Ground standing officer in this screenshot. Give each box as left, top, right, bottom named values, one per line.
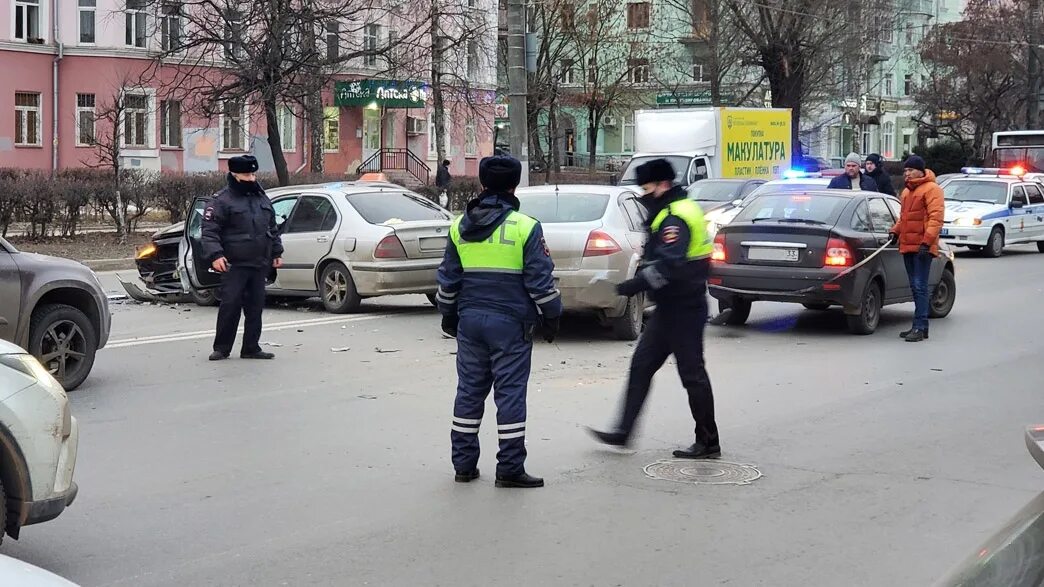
left=436, top=156, right=562, bottom=489
left=201, top=155, right=283, bottom=361
left=589, top=159, right=721, bottom=459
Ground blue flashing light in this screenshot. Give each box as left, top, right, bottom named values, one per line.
left=783, top=169, right=810, bottom=179
left=960, top=167, right=984, bottom=174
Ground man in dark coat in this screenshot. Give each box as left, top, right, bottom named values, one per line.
left=828, top=153, right=878, bottom=191
left=864, top=153, right=896, bottom=196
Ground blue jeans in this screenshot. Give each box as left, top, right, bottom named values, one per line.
left=903, top=252, right=932, bottom=331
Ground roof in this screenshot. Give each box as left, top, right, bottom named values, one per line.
left=515, top=185, right=639, bottom=196
left=942, top=175, right=1025, bottom=184
left=266, top=180, right=407, bottom=196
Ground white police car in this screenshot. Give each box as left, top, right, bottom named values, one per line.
left=940, top=167, right=1044, bottom=257
left=704, top=172, right=832, bottom=237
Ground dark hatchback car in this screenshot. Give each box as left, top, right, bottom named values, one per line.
left=709, top=190, right=957, bottom=335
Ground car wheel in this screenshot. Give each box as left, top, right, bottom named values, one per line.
left=319, top=262, right=361, bottom=314
left=929, top=269, right=956, bottom=319
left=719, top=298, right=751, bottom=326
left=846, top=280, right=882, bottom=335
left=612, top=293, right=645, bottom=341
left=426, top=293, right=438, bottom=308
left=28, top=304, right=98, bottom=391
left=190, top=287, right=219, bottom=307
left=983, top=227, right=1004, bottom=258
left=802, top=302, right=832, bottom=311
left=1037, top=241, right=1044, bottom=253
left=0, top=478, right=6, bottom=544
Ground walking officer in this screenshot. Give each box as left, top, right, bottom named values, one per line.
left=201, top=155, right=283, bottom=361
left=436, top=155, right=562, bottom=489
left=589, top=158, right=721, bottom=459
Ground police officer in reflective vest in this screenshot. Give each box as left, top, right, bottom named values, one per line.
left=201, top=155, right=283, bottom=362
left=436, top=156, right=562, bottom=488
left=589, top=158, right=721, bottom=459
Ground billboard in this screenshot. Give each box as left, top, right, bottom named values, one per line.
left=720, top=108, right=792, bottom=179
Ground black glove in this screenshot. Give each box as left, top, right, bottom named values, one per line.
left=918, top=243, right=930, bottom=256
left=615, top=278, right=644, bottom=297
left=888, top=232, right=898, bottom=244
left=441, top=315, right=458, bottom=338
left=542, top=317, right=560, bottom=343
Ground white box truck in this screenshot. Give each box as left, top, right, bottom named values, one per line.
left=620, top=107, right=793, bottom=187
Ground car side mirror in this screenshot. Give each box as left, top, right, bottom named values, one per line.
left=1011, top=200, right=1026, bottom=209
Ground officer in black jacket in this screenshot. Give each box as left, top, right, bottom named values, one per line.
left=201, top=155, right=283, bottom=361
left=589, top=159, right=721, bottom=459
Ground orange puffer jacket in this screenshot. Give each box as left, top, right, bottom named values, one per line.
left=890, top=170, right=945, bottom=256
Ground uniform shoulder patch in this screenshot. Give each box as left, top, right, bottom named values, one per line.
left=661, top=225, right=681, bottom=244
left=204, top=206, right=214, bottom=221
left=541, top=237, right=551, bottom=257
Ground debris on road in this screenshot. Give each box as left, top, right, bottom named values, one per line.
left=358, top=395, right=378, bottom=400
left=262, top=342, right=283, bottom=348
left=331, top=347, right=351, bottom=352
left=375, top=347, right=400, bottom=353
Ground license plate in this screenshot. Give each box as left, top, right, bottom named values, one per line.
left=419, top=237, right=448, bottom=250
left=940, top=228, right=949, bottom=236
left=748, top=247, right=800, bottom=262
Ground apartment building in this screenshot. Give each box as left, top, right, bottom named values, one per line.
left=0, top=0, right=498, bottom=181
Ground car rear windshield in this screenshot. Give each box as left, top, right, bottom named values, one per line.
left=517, top=193, right=611, bottom=223
left=687, top=181, right=743, bottom=202
left=345, top=192, right=451, bottom=224
left=943, top=180, right=1008, bottom=204
left=734, top=193, right=849, bottom=225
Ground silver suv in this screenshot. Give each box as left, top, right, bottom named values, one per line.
left=0, top=238, right=111, bottom=390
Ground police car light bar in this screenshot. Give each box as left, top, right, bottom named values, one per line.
left=783, top=170, right=822, bottom=179
left=961, top=166, right=1027, bottom=177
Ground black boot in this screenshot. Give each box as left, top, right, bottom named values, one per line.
left=673, top=442, right=722, bottom=459
left=454, top=469, right=480, bottom=483
left=904, top=329, right=927, bottom=342
left=587, top=427, right=629, bottom=447
left=241, top=350, right=275, bottom=359
left=495, top=472, right=544, bottom=488
left=209, top=351, right=229, bottom=361
left=900, top=328, right=928, bottom=339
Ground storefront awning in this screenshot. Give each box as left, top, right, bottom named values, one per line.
left=334, top=80, right=429, bottom=108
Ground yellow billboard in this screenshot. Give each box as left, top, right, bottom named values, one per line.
left=720, top=108, right=792, bottom=179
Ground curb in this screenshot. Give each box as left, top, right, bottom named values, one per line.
left=84, top=257, right=136, bottom=272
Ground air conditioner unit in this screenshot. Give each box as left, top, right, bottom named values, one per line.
left=603, top=115, right=618, bottom=127
left=407, top=116, right=427, bottom=135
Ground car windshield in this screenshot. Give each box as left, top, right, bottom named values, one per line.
left=345, top=192, right=451, bottom=224
left=620, top=156, right=692, bottom=185
left=742, top=181, right=829, bottom=205
left=687, top=181, right=743, bottom=202
left=734, top=193, right=849, bottom=225
left=517, top=192, right=611, bottom=223
left=943, top=180, right=1008, bottom=204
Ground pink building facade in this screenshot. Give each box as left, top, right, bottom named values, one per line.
left=0, top=0, right=495, bottom=181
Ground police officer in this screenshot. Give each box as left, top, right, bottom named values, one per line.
left=436, top=156, right=562, bottom=488
left=589, top=158, right=721, bottom=459
left=201, top=155, right=283, bottom=361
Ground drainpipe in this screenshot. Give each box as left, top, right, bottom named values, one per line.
left=52, top=0, right=63, bottom=174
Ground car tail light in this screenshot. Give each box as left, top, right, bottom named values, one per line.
left=711, top=233, right=727, bottom=262
left=824, top=238, right=853, bottom=267
left=583, top=230, right=621, bottom=257
left=375, top=234, right=407, bottom=259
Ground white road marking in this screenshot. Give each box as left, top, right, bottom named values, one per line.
left=105, top=314, right=385, bottom=349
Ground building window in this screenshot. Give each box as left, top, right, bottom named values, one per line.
left=221, top=100, right=247, bottom=151
left=560, top=3, right=575, bottom=30
left=326, top=21, right=340, bottom=61
left=78, top=0, right=95, bottom=44
left=861, top=126, right=872, bottom=155
left=279, top=105, right=296, bottom=152
left=692, top=60, right=705, bottom=83
left=76, top=93, right=96, bottom=146
left=560, top=59, right=575, bottom=84
left=626, top=2, right=650, bottom=29
left=160, top=100, right=181, bottom=147
left=465, top=120, right=477, bottom=157
left=622, top=113, right=635, bottom=153
left=123, top=93, right=150, bottom=148
left=904, top=73, right=913, bottom=96
left=323, top=107, right=339, bottom=152
left=884, top=74, right=893, bottom=96
left=161, top=2, right=183, bottom=52
left=14, top=0, right=41, bottom=42
left=690, top=0, right=709, bottom=37
left=224, top=10, right=244, bottom=60
left=905, top=23, right=914, bottom=45
left=364, top=24, right=380, bottom=67
left=627, top=58, right=649, bottom=84
left=386, top=29, right=399, bottom=71
left=882, top=121, right=895, bottom=159
left=125, top=0, right=147, bottom=48
left=15, top=92, right=41, bottom=146
left=467, top=40, right=479, bottom=77
left=587, top=57, right=597, bottom=83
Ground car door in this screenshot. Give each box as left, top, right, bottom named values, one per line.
left=276, top=194, right=340, bottom=291
left=1022, top=183, right=1044, bottom=240
left=867, top=197, right=907, bottom=300
left=1009, top=185, right=1031, bottom=242
left=0, top=246, right=21, bottom=341
left=182, top=196, right=224, bottom=291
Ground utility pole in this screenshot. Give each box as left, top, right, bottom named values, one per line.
left=1029, top=0, right=1041, bottom=128
left=506, top=0, right=529, bottom=186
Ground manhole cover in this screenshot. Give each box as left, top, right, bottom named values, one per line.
left=643, top=459, right=762, bottom=486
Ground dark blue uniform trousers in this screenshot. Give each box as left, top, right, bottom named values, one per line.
left=213, top=265, right=267, bottom=355
left=451, top=313, right=532, bottom=476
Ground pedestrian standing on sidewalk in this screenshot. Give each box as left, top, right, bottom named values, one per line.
left=436, top=159, right=452, bottom=208
left=201, top=155, right=283, bottom=361
left=889, top=155, right=944, bottom=343
left=588, top=158, right=721, bottom=459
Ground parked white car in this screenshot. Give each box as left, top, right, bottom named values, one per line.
left=0, top=339, right=79, bottom=543
left=0, top=554, right=78, bottom=586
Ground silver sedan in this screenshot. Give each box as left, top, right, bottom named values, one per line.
left=182, top=182, right=452, bottom=312
left=514, top=185, right=649, bottom=340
